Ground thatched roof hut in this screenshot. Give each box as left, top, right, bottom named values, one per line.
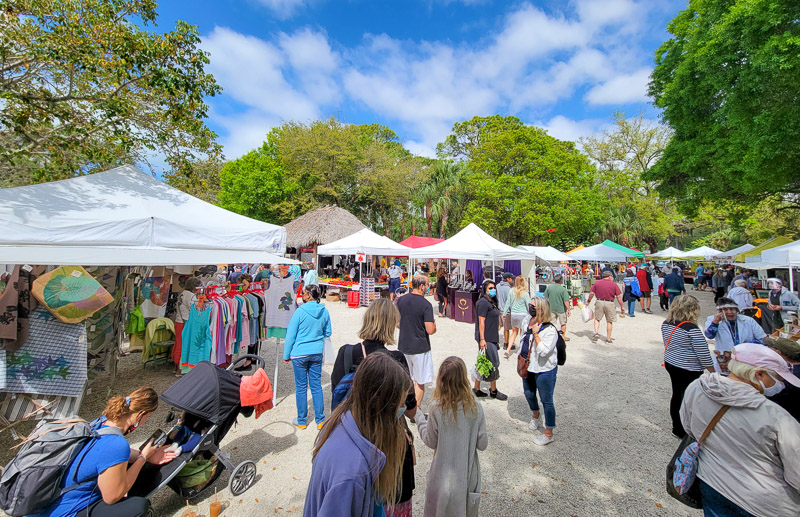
left=285, top=206, right=366, bottom=250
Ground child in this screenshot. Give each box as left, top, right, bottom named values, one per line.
left=416, top=357, right=488, bottom=517
left=656, top=272, right=668, bottom=311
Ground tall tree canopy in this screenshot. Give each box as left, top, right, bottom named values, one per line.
left=438, top=115, right=603, bottom=246
left=0, top=0, right=221, bottom=186
left=647, top=0, right=800, bottom=212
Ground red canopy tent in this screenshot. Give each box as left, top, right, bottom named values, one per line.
left=399, top=236, right=445, bottom=249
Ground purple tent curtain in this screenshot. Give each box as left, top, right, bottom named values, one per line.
left=466, top=260, right=482, bottom=284
left=503, top=260, right=521, bottom=278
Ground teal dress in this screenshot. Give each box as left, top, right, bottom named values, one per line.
left=181, top=304, right=212, bottom=368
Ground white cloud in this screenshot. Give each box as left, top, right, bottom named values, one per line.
left=584, top=68, right=652, bottom=105
left=204, top=2, right=663, bottom=159
left=255, top=0, right=305, bottom=19
left=540, top=115, right=609, bottom=144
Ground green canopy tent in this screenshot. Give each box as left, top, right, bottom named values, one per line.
left=600, top=239, right=645, bottom=259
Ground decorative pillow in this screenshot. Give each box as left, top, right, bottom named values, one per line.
left=31, top=266, right=114, bottom=323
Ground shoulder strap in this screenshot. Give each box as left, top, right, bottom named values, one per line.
left=698, top=405, right=730, bottom=445
left=664, top=321, right=690, bottom=353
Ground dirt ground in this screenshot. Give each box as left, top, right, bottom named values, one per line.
left=1, top=288, right=722, bottom=516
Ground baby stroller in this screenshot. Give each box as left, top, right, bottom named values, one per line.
left=141, top=354, right=265, bottom=500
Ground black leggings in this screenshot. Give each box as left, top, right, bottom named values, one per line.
left=714, top=287, right=725, bottom=303
left=437, top=294, right=447, bottom=314
left=81, top=497, right=150, bottom=517
left=664, top=362, right=704, bottom=438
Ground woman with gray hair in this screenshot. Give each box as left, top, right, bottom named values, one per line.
left=680, top=343, right=800, bottom=516
left=766, top=278, right=800, bottom=330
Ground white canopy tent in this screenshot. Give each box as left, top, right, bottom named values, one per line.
left=316, top=228, right=410, bottom=257
left=715, top=243, right=755, bottom=260
left=761, top=240, right=800, bottom=291
left=0, top=165, right=293, bottom=266
left=682, top=246, right=723, bottom=259
left=567, top=243, right=629, bottom=262
left=648, top=247, right=687, bottom=259
left=407, top=224, right=535, bottom=261
left=517, top=245, right=572, bottom=263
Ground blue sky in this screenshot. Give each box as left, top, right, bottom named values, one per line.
left=155, top=0, right=686, bottom=160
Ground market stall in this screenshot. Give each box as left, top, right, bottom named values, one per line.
left=0, top=165, right=297, bottom=425
left=407, top=224, right=535, bottom=323
left=714, top=243, right=755, bottom=262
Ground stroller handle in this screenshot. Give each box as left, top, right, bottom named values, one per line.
left=228, top=354, right=266, bottom=371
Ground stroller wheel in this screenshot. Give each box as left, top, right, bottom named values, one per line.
left=229, top=460, right=257, bottom=496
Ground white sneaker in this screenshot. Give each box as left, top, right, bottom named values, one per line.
left=528, top=416, right=541, bottom=431
left=533, top=433, right=554, bottom=446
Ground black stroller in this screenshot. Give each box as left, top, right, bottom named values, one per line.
left=141, top=355, right=265, bottom=500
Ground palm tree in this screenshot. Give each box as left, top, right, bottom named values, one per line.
left=602, top=204, right=645, bottom=248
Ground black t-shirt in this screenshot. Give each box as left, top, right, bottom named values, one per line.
left=436, top=276, right=448, bottom=296
left=474, top=297, right=500, bottom=343
left=397, top=293, right=434, bottom=355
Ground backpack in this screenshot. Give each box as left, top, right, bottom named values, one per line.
left=331, top=343, right=367, bottom=411
left=523, top=324, right=567, bottom=367
left=0, top=418, right=123, bottom=516
left=631, top=279, right=642, bottom=297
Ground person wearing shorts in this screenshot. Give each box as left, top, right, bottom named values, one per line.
left=586, top=271, right=625, bottom=344
left=397, top=274, right=436, bottom=406
left=388, top=260, right=403, bottom=300
left=543, top=274, right=571, bottom=341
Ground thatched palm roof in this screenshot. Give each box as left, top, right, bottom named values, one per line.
left=285, top=206, right=366, bottom=249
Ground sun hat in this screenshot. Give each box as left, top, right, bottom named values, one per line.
left=763, top=337, right=800, bottom=363
left=732, top=343, right=800, bottom=387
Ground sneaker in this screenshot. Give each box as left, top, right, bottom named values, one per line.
left=591, top=333, right=599, bottom=342
left=533, top=433, right=554, bottom=446
left=317, top=422, right=325, bottom=430
left=409, top=417, right=416, bottom=425
left=473, top=389, right=488, bottom=398
left=528, top=416, right=541, bottom=431
left=292, top=417, right=307, bottom=430
left=489, top=390, right=508, bottom=401
left=509, top=344, right=517, bottom=352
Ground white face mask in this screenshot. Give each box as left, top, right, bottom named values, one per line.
left=759, top=371, right=785, bottom=397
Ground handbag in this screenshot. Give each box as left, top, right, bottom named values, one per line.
left=517, top=330, right=533, bottom=378
left=666, top=405, right=729, bottom=509
left=322, top=337, right=334, bottom=365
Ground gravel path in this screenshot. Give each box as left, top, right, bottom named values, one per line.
left=1, top=288, right=721, bottom=516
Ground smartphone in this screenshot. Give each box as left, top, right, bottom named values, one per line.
left=139, top=429, right=166, bottom=451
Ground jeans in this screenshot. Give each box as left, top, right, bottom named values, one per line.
left=627, top=300, right=636, bottom=316
left=524, top=367, right=557, bottom=428
left=698, top=479, right=756, bottom=517
left=664, top=362, right=703, bottom=438
left=668, top=291, right=681, bottom=306
left=292, top=354, right=325, bottom=425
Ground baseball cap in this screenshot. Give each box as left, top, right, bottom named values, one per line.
left=732, top=343, right=800, bottom=387
left=502, top=272, right=514, bottom=280
left=763, top=337, right=800, bottom=362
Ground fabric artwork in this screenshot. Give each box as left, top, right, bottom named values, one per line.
left=139, top=276, right=171, bottom=319
left=83, top=267, right=124, bottom=384
left=263, top=274, right=298, bottom=329
left=0, top=266, right=40, bottom=353
left=1, top=307, right=87, bottom=397
left=0, top=392, right=82, bottom=425
left=31, top=266, right=113, bottom=324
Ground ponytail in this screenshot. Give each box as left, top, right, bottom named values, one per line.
left=305, top=284, right=321, bottom=302
left=103, top=387, right=158, bottom=421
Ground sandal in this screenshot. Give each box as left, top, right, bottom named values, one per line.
left=503, top=351, right=510, bottom=359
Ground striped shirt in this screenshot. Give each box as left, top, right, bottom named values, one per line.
left=661, top=320, right=714, bottom=371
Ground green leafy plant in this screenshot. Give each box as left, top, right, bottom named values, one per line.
left=476, top=351, right=494, bottom=379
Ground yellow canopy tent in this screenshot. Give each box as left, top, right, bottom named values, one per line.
left=733, top=236, right=792, bottom=263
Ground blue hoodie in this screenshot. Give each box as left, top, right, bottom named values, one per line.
left=283, top=301, right=332, bottom=360
left=303, top=411, right=386, bottom=517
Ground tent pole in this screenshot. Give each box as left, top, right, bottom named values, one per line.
left=791, top=264, right=795, bottom=293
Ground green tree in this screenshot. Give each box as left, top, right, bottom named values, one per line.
left=647, top=0, right=800, bottom=212
left=218, top=142, right=297, bottom=225
left=438, top=115, right=604, bottom=245
left=429, top=161, right=467, bottom=238
left=165, top=158, right=224, bottom=204
left=0, top=0, right=221, bottom=185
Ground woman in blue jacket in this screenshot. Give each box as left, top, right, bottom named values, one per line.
left=283, top=285, right=332, bottom=430
left=304, top=353, right=412, bottom=517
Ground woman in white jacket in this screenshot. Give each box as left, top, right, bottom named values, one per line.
left=520, top=297, right=559, bottom=446
left=680, top=343, right=800, bottom=517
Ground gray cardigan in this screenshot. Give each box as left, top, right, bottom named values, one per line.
left=416, top=402, right=488, bottom=517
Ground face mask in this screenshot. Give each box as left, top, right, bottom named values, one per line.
left=396, top=407, right=405, bottom=419
left=759, top=372, right=785, bottom=397
left=487, top=289, right=497, bottom=297
left=125, top=415, right=142, bottom=435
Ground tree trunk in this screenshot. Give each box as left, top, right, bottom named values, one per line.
left=426, top=200, right=433, bottom=238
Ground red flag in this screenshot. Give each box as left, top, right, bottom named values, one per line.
left=546, top=228, right=555, bottom=233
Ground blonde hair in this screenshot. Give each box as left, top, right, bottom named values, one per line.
left=103, top=387, right=158, bottom=422
left=530, top=297, right=551, bottom=324
left=728, top=359, right=777, bottom=386
left=313, top=354, right=410, bottom=505
left=512, top=275, right=527, bottom=300
left=357, top=299, right=400, bottom=346
left=666, top=294, right=700, bottom=324
left=432, top=356, right=477, bottom=421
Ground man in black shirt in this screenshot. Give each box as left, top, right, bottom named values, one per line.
left=397, top=274, right=437, bottom=405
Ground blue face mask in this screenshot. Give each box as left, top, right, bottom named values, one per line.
left=396, top=407, right=405, bottom=419
left=487, top=289, right=497, bottom=297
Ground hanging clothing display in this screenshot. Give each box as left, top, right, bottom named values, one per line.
left=263, top=272, right=299, bottom=338
left=181, top=304, right=213, bottom=370
left=0, top=266, right=40, bottom=353
left=0, top=306, right=87, bottom=397
left=83, top=266, right=125, bottom=384
left=142, top=318, right=176, bottom=363
left=140, top=276, right=171, bottom=318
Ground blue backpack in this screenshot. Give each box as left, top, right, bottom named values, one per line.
left=331, top=343, right=366, bottom=411
left=631, top=278, right=642, bottom=297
